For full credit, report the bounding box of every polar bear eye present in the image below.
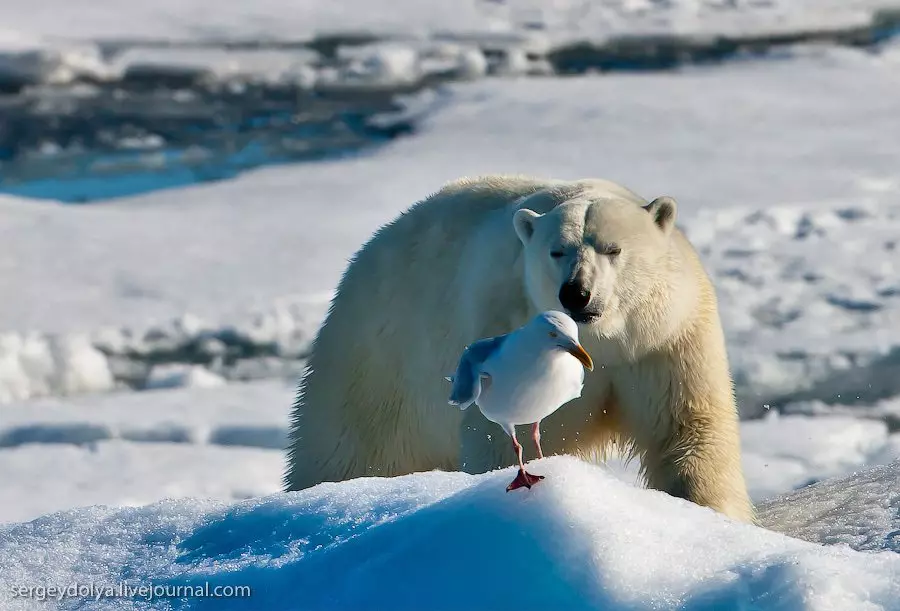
[550,251,565,259]
[607,247,622,256]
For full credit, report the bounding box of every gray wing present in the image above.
[445,335,505,410]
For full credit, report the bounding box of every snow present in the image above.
[783,396,900,430]
[0,443,283,527]
[144,364,227,390]
[0,0,893,44]
[0,333,114,403]
[0,0,896,90]
[1,457,898,610]
[0,379,290,441]
[0,380,293,524]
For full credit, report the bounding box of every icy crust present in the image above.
[1,457,899,611]
[758,460,900,553]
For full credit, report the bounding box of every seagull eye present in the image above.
[549,331,558,338]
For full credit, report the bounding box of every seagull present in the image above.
[446,311,594,492]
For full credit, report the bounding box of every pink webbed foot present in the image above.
[506,468,545,492]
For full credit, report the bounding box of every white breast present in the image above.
[476,347,585,427]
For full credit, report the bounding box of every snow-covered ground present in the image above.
[1,457,898,611]
[0,381,291,524]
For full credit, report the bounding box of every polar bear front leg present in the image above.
[614,343,756,523]
[639,413,755,523]
[655,387,754,522]
[459,407,514,474]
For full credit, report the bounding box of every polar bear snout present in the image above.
[558,280,601,323]
[558,280,590,311]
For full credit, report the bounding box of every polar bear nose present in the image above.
[558,281,592,313]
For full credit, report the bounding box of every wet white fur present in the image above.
[285,175,755,523]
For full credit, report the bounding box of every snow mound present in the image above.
[2,457,899,610]
[758,460,900,553]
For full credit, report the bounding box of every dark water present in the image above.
[0,80,426,202]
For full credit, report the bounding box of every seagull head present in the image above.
[530,310,594,371]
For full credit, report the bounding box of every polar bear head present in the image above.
[513,191,678,337]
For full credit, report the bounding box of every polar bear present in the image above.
[285,175,755,523]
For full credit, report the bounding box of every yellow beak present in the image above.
[565,343,594,371]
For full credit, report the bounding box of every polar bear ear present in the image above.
[513,208,542,244]
[647,196,677,235]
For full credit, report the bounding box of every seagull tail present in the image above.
[448,397,475,411]
[446,375,475,411]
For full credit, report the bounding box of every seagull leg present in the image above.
[512,429,526,471]
[506,427,545,492]
[532,421,544,459]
